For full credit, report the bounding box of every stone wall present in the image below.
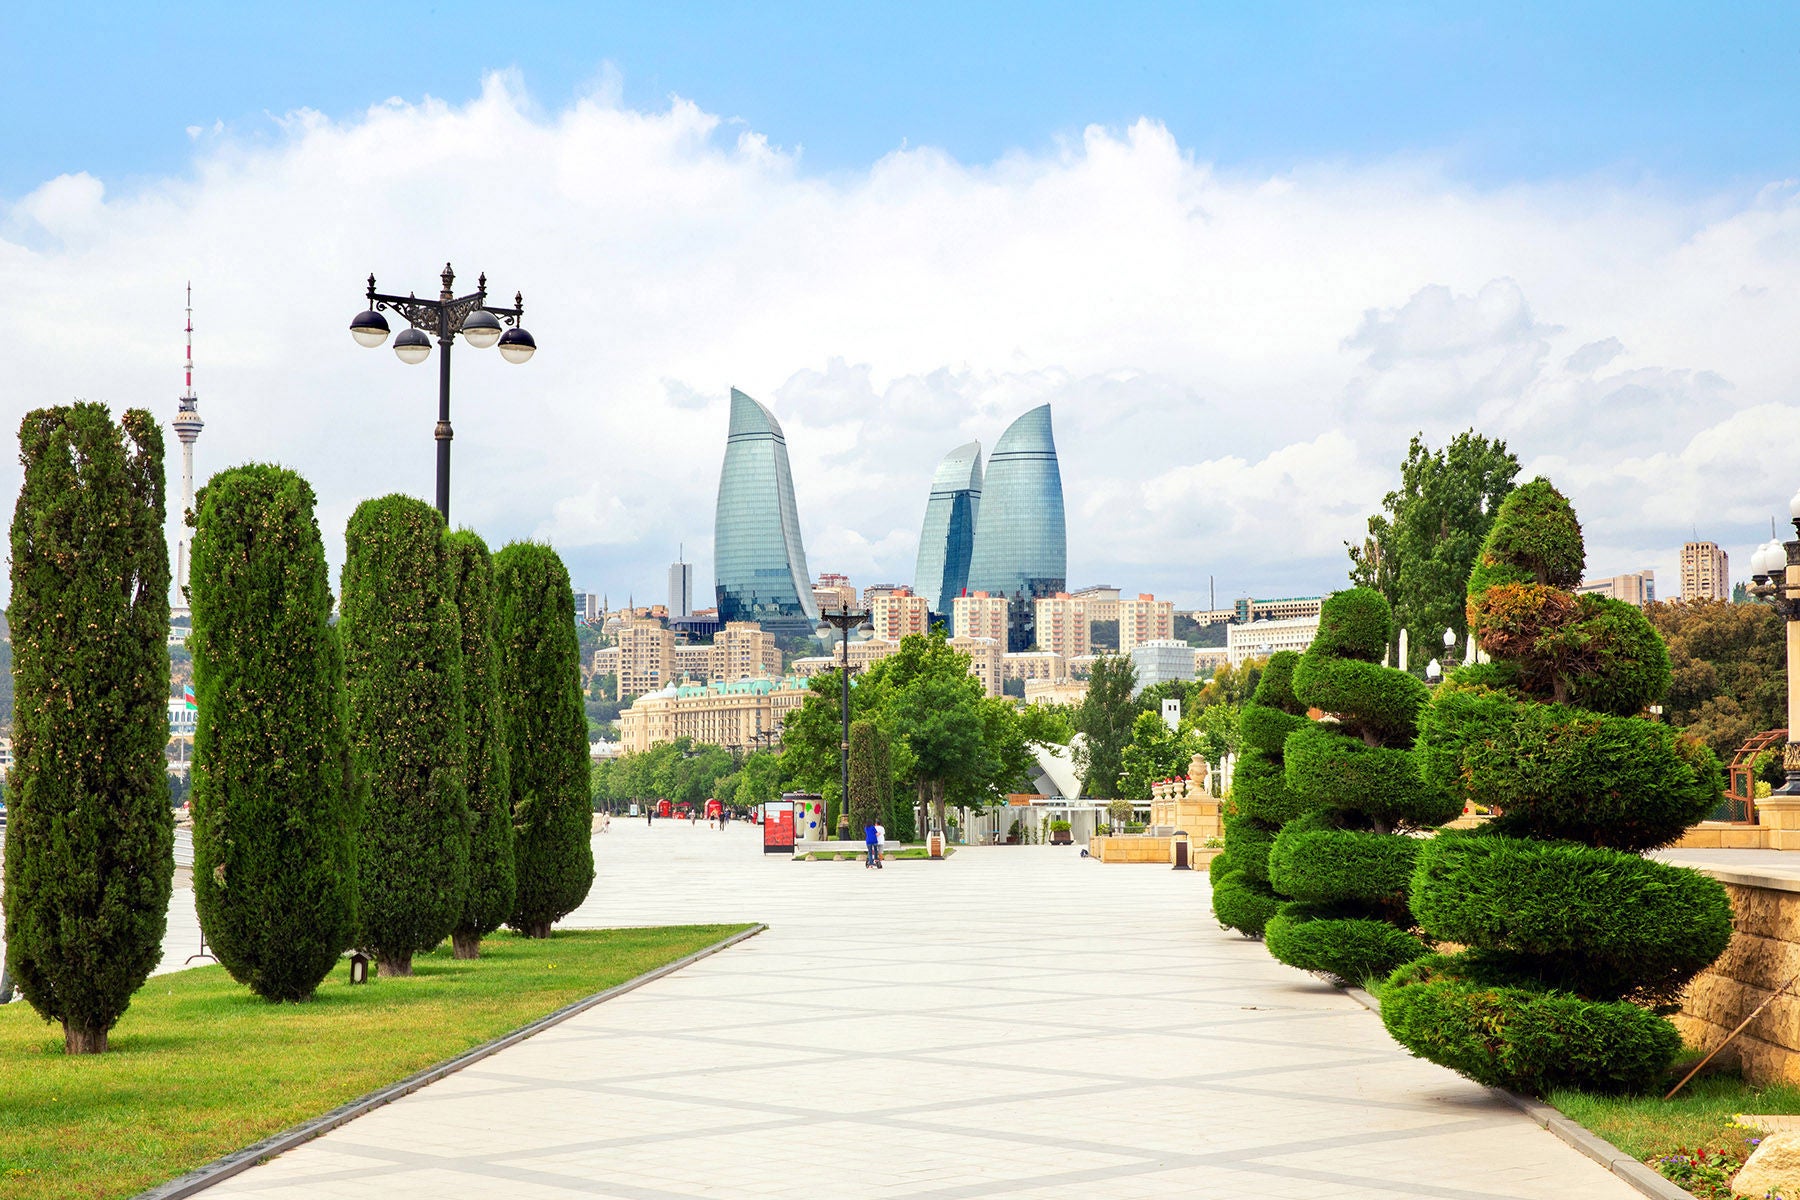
[1675,868,1800,1084]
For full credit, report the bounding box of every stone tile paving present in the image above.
[194,823,1640,1197]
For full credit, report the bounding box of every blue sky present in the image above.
[6,3,1796,202]
[6,5,1800,606]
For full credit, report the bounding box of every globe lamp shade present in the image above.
[350,309,391,348]
[497,325,536,364]
[1789,489,1800,521]
[461,309,503,349]
[393,327,433,365]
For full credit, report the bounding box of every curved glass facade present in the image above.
[964,404,1066,601]
[713,388,819,632]
[912,440,983,622]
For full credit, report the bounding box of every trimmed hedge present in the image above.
[1465,478,1585,599]
[1282,725,1460,828]
[1265,905,1426,987]
[1306,587,1390,663]
[1211,870,1283,939]
[1208,849,1234,883]
[446,531,515,958]
[1221,812,1277,884]
[1381,955,1683,1095]
[1231,748,1314,826]
[1410,834,1731,1003]
[189,465,358,1001]
[1415,686,1723,850]
[1253,650,1302,712]
[1212,650,1309,937]
[1288,656,1430,744]
[1239,704,1309,757]
[1269,813,1420,905]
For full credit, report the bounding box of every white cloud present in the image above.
[4,73,1799,608]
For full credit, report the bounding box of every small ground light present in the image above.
[349,952,370,985]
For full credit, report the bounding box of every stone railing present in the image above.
[1675,864,1800,1084]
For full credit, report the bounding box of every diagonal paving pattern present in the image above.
[203,822,1640,1199]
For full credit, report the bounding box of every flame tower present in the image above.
[172,283,204,602]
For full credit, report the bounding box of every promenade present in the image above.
[185,820,1638,1200]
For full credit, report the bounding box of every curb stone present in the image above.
[1345,987,1694,1200]
[133,923,767,1200]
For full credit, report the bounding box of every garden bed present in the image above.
[0,924,750,1199]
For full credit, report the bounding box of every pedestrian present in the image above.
[646,805,653,827]
[875,821,887,868]
[864,820,879,869]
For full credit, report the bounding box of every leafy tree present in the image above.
[1382,479,1731,1094]
[446,531,515,960]
[1118,711,1202,800]
[189,465,357,1002]
[1017,702,1076,746]
[494,542,596,937]
[340,495,469,977]
[1646,598,1785,760]
[4,404,172,1053]
[1263,589,1458,986]
[1073,653,1137,796]
[1348,430,1519,667]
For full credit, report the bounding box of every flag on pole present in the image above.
[183,684,197,711]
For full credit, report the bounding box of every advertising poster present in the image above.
[762,800,795,854]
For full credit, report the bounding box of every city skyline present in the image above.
[5,15,1798,611]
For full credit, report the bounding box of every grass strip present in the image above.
[0,923,750,1200]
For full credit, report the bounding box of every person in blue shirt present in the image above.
[864,821,880,869]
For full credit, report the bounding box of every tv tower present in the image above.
[171,283,204,603]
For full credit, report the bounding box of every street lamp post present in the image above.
[1749,498,1800,795]
[349,263,536,523]
[818,602,871,841]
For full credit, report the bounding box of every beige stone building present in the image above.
[1004,650,1067,685]
[1033,593,1091,657]
[791,637,903,679]
[870,587,930,642]
[1681,542,1730,601]
[1576,570,1657,607]
[710,621,782,681]
[1227,615,1319,666]
[812,572,857,615]
[1193,647,1231,678]
[952,590,1010,642]
[950,635,1004,697]
[1069,584,1121,622]
[591,645,621,680]
[619,675,812,753]
[1118,593,1175,654]
[615,618,675,698]
[1025,678,1088,706]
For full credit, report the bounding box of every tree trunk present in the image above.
[931,779,948,835]
[63,1023,107,1054]
[521,920,552,939]
[452,931,482,959]
[378,951,413,978]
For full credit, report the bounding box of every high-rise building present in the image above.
[1069,584,1121,622]
[813,573,857,615]
[952,591,1010,643]
[1033,593,1090,658]
[949,635,1004,697]
[668,555,693,619]
[713,388,819,633]
[171,284,204,609]
[1130,639,1196,695]
[1119,594,1175,654]
[1576,570,1657,607]
[1680,543,1730,601]
[616,617,675,698]
[870,587,930,642]
[913,441,983,620]
[964,404,1066,602]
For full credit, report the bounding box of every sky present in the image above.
[4,5,1799,610]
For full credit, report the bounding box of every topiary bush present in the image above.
[340,495,470,978]
[1265,588,1457,986]
[189,465,358,1001]
[446,531,515,960]
[1210,651,1307,937]
[4,405,173,1053]
[493,542,596,937]
[1381,477,1733,1094]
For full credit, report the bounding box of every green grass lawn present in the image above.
[0,924,750,1200]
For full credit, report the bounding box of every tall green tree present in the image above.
[494,542,595,937]
[1073,652,1137,797]
[1348,430,1519,667]
[340,495,469,977]
[1646,598,1785,759]
[189,465,357,1002]
[4,404,172,1052]
[446,531,515,960]
[847,719,884,831]
[1118,710,1203,800]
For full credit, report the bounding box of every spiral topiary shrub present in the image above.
[1265,588,1458,986]
[1381,477,1732,1094]
[1210,651,1308,937]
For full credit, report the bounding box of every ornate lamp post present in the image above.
[818,602,872,840]
[1749,500,1800,797]
[349,264,536,522]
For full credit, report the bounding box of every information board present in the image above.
[762,800,795,854]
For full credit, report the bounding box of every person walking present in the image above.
[864,820,879,869]
[875,821,887,868]
[646,805,653,827]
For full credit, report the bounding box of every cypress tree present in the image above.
[875,733,907,840]
[447,530,515,959]
[340,495,469,977]
[189,465,358,1001]
[1382,479,1732,1094]
[3,404,172,1053]
[493,542,595,937]
[847,719,882,832]
[1263,588,1461,984]
[1210,651,1308,938]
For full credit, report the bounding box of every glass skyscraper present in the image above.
[713,388,819,633]
[912,440,983,623]
[964,404,1066,602]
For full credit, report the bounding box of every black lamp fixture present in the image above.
[349,951,370,985]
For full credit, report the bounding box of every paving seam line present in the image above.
[132,923,768,1200]
[1344,987,1692,1200]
